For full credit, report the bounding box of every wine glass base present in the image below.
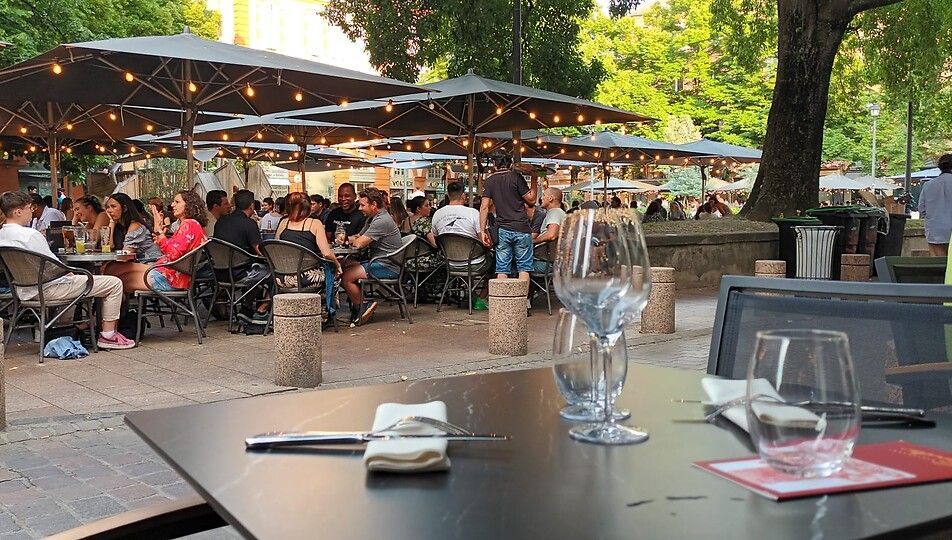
[559,405,631,422]
[569,423,649,445]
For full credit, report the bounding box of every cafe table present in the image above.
[59,251,136,265]
[125,364,952,539]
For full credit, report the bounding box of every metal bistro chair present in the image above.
[436,233,494,315]
[0,246,98,363]
[403,235,445,308]
[134,242,217,345]
[359,234,417,324]
[259,239,342,332]
[875,256,947,284]
[529,241,556,315]
[709,276,952,412]
[207,238,271,332]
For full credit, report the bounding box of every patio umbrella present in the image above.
[0,28,425,185]
[853,175,899,191]
[887,167,940,181]
[675,138,762,196]
[567,177,661,193]
[281,72,652,194]
[819,174,866,190]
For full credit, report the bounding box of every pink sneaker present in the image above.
[97,332,136,350]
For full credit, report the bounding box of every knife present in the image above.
[245,431,510,449]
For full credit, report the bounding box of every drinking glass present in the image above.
[62,226,76,253]
[552,308,629,421]
[554,208,652,445]
[74,228,88,254]
[746,329,861,478]
[99,226,112,253]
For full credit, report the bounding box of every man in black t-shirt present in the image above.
[480,154,538,281]
[214,189,263,255]
[323,182,365,241]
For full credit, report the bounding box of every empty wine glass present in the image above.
[552,308,629,421]
[746,329,861,477]
[554,208,652,445]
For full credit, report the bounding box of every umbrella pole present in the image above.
[602,160,609,202]
[699,165,707,199]
[298,144,307,192]
[466,94,476,200]
[47,134,60,208]
[183,108,197,187]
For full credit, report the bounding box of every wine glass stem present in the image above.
[597,335,614,426]
[588,334,599,409]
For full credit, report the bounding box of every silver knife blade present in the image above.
[245,431,509,449]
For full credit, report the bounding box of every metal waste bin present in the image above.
[772,216,823,278]
[794,226,840,280]
[874,213,911,263]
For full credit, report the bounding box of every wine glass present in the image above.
[552,308,630,421]
[554,208,652,445]
[746,329,861,477]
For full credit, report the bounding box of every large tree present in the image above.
[323,0,605,97]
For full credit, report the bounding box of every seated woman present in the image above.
[72,195,110,231]
[104,193,163,263]
[103,190,207,294]
[642,199,668,223]
[404,195,443,302]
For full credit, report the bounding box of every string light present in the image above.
[29,145,36,152]
[129,145,136,153]
[124,72,134,82]
[293,151,300,158]
[320,136,327,144]
[595,119,602,125]
[52,63,62,75]
[496,106,503,115]
[256,132,263,140]
[294,91,304,102]
[405,144,412,150]
[562,136,568,143]
[222,133,230,141]
[288,135,295,143]
[161,148,168,154]
[577,114,584,122]
[529,112,536,119]
[145,124,154,132]
[339,99,349,107]
[385,100,394,112]
[65,147,72,154]
[188,81,198,93]
[536,137,542,144]
[108,112,117,121]
[462,139,469,147]
[424,140,431,149]
[219,149,225,156]
[65,123,73,131]
[553,115,561,123]
[19,127,27,134]
[145,153,152,159]
[560,149,566,154]
[428,100,435,110]
[245,84,255,97]
[242,148,249,155]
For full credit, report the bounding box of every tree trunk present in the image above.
[740,0,850,221]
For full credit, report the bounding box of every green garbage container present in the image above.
[772,216,823,278]
[874,213,910,262]
[806,206,868,279]
[852,207,888,259]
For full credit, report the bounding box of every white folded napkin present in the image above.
[363,401,451,473]
[701,377,823,433]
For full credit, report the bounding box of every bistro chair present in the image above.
[403,235,445,308]
[529,241,556,315]
[358,235,416,324]
[436,233,493,315]
[259,239,341,332]
[874,256,946,284]
[709,276,952,411]
[0,246,98,363]
[206,238,271,332]
[134,242,217,345]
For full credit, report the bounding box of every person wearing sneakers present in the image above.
[0,191,135,350]
[341,187,403,326]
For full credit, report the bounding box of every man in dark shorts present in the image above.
[324,183,365,241]
[480,154,538,281]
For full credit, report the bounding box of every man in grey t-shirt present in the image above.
[342,187,404,326]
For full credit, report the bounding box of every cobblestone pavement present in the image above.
[0,289,717,538]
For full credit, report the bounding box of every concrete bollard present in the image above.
[641,267,675,334]
[1,320,4,431]
[272,293,323,388]
[488,278,529,356]
[911,249,931,257]
[754,260,786,279]
[840,253,871,281]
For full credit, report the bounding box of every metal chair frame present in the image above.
[436,233,493,315]
[259,239,341,332]
[206,238,271,332]
[528,241,556,315]
[403,235,445,308]
[359,235,417,324]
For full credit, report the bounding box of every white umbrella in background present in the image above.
[819,174,866,190]
[853,175,898,191]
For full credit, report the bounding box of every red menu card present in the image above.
[695,441,952,500]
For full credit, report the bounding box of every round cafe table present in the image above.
[59,251,137,265]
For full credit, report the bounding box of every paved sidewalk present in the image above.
[0,289,717,538]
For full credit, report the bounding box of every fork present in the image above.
[392,416,474,435]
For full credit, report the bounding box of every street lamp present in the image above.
[867,103,881,177]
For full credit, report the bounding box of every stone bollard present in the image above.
[272,293,323,388]
[488,278,529,356]
[641,267,675,334]
[840,254,871,281]
[755,260,786,279]
[1,320,4,431]
[911,249,931,257]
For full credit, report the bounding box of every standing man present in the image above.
[324,182,365,241]
[29,193,66,236]
[919,153,952,256]
[204,190,231,237]
[341,188,403,326]
[480,154,538,281]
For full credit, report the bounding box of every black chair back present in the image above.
[710,276,952,410]
[437,233,490,271]
[874,256,946,284]
[259,239,330,293]
[0,246,73,288]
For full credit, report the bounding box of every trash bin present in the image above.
[772,216,823,278]
[874,213,911,264]
[853,207,888,259]
[794,226,840,280]
[805,206,866,280]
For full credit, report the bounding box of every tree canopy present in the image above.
[323,0,605,98]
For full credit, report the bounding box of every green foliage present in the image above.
[663,166,701,197]
[323,0,605,97]
[662,115,702,144]
[0,0,220,67]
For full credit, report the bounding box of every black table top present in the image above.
[125,364,952,540]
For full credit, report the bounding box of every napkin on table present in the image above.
[701,377,823,433]
[363,401,451,473]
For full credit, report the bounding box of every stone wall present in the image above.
[901,225,926,255]
[647,231,779,289]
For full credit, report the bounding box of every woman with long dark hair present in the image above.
[103,193,162,262]
[72,195,110,230]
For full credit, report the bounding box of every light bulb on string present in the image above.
[294,91,303,102]
[256,132,263,140]
[288,135,295,143]
[124,72,134,82]
[339,98,349,107]
[245,84,255,97]
[496,106,503,115]
[188,81,198,93]
[66,123,73,131]
[529,112,536,119]
[424,140,431,149]
[52,63,62,75]
[108,112,117,121]
[161,148,168,154]
[385,100,394,112]
[577,114,584,122]
[145,124,154,132]
[222,133,229,141]
[553,115,560,123]
[320,137,327,144]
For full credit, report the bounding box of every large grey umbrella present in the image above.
[0,28,425,180]
[677,138,762,196]
[281,72,651,194]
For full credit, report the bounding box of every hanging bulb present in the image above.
[65,147,73,154]
[294,91,304,102]
[320,136,327,144]
[462,139,469,147]
[242,148,249,154]
[218,150,225,156]
[496,106,503,115]
[145,124,154,132]
[385,99,394,112]
[29,145,36,152]
[339,98,349,107]
[424,140,431,149]
[553,114,560,123]
[529,112,536,119]
[536,137,542,144]
[51,63,64,75]
[145,153,151,159]
[256,131,263,140]
[577,114,584,122]
[108,112,117,121]
[405,144,412,150]
[124,72,134,82]
[288,135,295,143]
[293,152,300,158]
[245,84,255,97]
[188,81,198,93]
[129,145,136,153]
[428,100,435,110]
[161,147,168,154]
[222,133,230,141]
[595,119,602,125]
[65,123,73,131]
[562,136,568,143]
